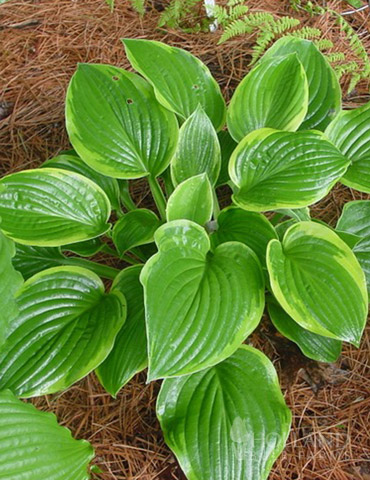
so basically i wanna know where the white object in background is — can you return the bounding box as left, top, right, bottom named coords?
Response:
left=204, top=0, right=218, bottom=31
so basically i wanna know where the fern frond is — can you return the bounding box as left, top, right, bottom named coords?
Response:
left=290, top=26, right=321, bottom=39
left=228, top=5, right=249, bottom=22
left=270, top=17, right=300, bottom=35
left=227, top=0, right=245, bottom=6
left=314, top=38, right=334, bottom=51
left=130, top=0, right=146, bottom=16
left=218, top=18, right=255, bottom=43
left=325, top=52, right=345, bottom=63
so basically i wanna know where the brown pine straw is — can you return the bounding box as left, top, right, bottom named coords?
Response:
left=1, top=0, right=370, bottom=478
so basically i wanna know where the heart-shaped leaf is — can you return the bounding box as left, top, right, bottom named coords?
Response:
left=96, top=265, right=147, bottom=397
left=268, top=300, right=342, bottom=363
left=267, top=222, right=368, bottom=346
left=325, top=102, right=370, bottom=193
left=123, top=39, right=226, bottom=130
left=0, top=389, right=94, bottom=480
left=0, top=232, right=23, bottom=342
left=43, top=153, right=121, bottom=212
left=167, top=174, right=213, bottom=225
left=229, top=129, right=349, bottom=211
left=211, top=207, right=277, bottom=269
left=66, top=64, right=178, bottom=179
left=157, top=345, right=291, bottom=480
left=171, top=105, right=221, bottom=186
left=0, top=266, right=126, bottom=397
left=217, top=130, right=237, bottom=186
left=262, top=37, right=341, bottom=131
left=141, top=220, right=265, bottom=380
left=62, top=237, right=105, bottom=257
left=337, top=200, right=370, bottom=295
left=0, top=168, right=111, bottom=246
left=227, top=54, right=308, bottom=141
left=112, top=209, right=161, bottom=256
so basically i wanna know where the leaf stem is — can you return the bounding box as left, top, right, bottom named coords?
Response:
left=61, top=257, right=120, bottom=280
left=148, top=176, right=167, bottom=220
left=120, top=180, right=137, bottom=212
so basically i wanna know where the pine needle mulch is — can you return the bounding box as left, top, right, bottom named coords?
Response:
left=1, top=1, right=370, bottom=479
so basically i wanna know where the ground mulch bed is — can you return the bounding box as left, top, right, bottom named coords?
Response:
left=1, top=1, right=370, bottom=478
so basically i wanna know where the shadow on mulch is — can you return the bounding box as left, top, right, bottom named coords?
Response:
left=1, top=0, right=370, bottom=479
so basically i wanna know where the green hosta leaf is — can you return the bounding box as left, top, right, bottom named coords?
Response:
left=262, top=36, right=341, bottom=131
left=227, top=54, right=308, bottom=141
left=96, top=265, right=146, bottom=397
left=171, top=105, right=221, bottom=186
left=112, top=209, right=161, bottom=256
left=0, top=266, right=126, bottom=397
left=267, top=221, right=368, bottom=346
left=0, top=389, right=94, bottom=480
left=274, top=207, right=311, bottom=222
left=325, top=102, right=370, bottom=193
left=167, top=174, right=213, bottom=225
left=66, top=64, right=178, bottom=179
left=141, top=220, right=265, bottom=380
left=217, top=130, right=237, bottom=186
left=0, top=168, right=111, bottom=247
left=0, top=232, right=23, bottom=341
left=123, top=39, right=226, bottom=130
left=229, top=128, right=349, bottom=211
left=62, top=237, right=105, bottom=257
left=157, top=345, right=291, bottom=480
left=275, top=219, right=296, bottom=240
left=337, top=200, right=370, bottom=295
left=43, top=153, right=121, bottom=211
left=268, top=300, right=342, bottom=363
left=12, top=245, right=66, bottom=280
left=211, top=207, right=277, bottom=269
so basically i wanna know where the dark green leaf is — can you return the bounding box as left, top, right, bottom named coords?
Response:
left=157, top=345, right=291, bottom=480
left=43, top=153, right=121, bottom=212
left=123, top=39, right=226, bottom=130
left=227, top=54, right=308, bottom=141
left=230, top=129, right=349, bottom=211
left=262, top=36, right=341, bottom=131
left=171, top=105, right=221, bottom=186
left=12, top=245, right=65, bottom=280
left=141, top=220, right=265, bottom=380
left=62, top=237, right=105, bottom=257
left=337, top=200, right=370, bottom=295
left=211, top=207, right=277, bottom=269
left=96, top=265, right=147, bottom=397
left=325, top=102, right=370, bottom=193
left=217, top=130, right=237, bottom=186
left=0, top=266, right=126, bottom=397
left=0, top=168, right=111, bottom=246
left=268, top=300, right=342, bottom=363
left=66, top=64, right=178, bottom=179
left=0, top=389, right=94, bottom=480
left=112, top=209, right=161, bottom=256
left=267, top=221, right=368, bottom=346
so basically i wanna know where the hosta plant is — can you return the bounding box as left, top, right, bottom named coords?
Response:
left=0, top=36, right=369, bottom=480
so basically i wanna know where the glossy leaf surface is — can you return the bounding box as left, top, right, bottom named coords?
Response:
left=227, top=54, right=308, bottom=141
left=267, top=222, right=368, bottom=346
left=12, top=245, right=66, bottom=280
left=211, top=207, right=277, bottom=268
left=141, top=220, right=265, bottom=380
left=229, top=129, right=349, bottom=211
left=171, top=105, right=221, bottom=186
left=43, top=153, right=121, bottom=211
left=97, top=265, right=147, bottom=397
left=337, top=200, right=370, bottom=294
left=0, top=168, right=111, bottom=246
left=112, top=209, right=161, bottom=255
left=217, top=130, right=237, bottom=186
left=0, top=267, right=126, bottom=397
left=167, top=174, right=213, bottom=225
left=325, top=102, right=370, bottom=192
left=0, top=389, right=94, bottom=480
left=262, top=36, right=341, bottom=131
left=66, top=64, right=178, bottom=179
left=157, top=346, right=291, bottom=480
left=268, top=300, right=342, bottom=363
left=0, top=232, right=23, bottom=341
left=62, top=238, right=105, bottom=257
left=123, top=39, right=226, bottom=130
